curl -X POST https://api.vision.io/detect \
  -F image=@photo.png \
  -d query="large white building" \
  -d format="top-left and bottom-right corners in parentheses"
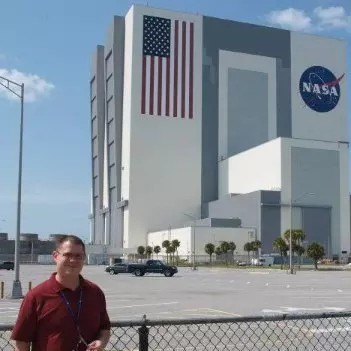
top-left (89, 4), bottom-right (350, 258)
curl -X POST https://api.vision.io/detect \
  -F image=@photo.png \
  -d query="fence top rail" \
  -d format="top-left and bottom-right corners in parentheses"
top-left (1, 310), bottom-right (351, 331)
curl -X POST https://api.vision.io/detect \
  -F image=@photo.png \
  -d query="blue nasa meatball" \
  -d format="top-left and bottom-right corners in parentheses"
top-left (299, 66), bottom-right (343, 113)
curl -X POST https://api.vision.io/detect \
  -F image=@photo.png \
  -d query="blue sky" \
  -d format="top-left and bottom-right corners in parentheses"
top-left (0, 0), bottom-right (350, 241)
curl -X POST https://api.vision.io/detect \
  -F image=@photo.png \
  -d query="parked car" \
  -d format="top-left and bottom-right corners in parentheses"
top-left (128, 259), bottom-right (178, 277)
top-left (0, 261), bottom-right (14, 270)
top-left (105, 262), bottom-right (134, 275)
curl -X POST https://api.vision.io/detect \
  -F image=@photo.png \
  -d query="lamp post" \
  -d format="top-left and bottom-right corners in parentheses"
top-left (0, 76), bottom-right (24, 298)
top-left (288, 192), bottom-right (315, 274)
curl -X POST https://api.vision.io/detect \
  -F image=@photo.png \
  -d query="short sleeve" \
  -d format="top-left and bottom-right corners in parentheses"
top-left (99, 290), bottom-right (111, 330)
top-left (11, 292), bottom-right (38, 342)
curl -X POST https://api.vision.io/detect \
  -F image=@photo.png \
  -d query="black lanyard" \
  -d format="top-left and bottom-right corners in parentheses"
top-left (60, 288), bottom-right (87, 350)
top-left (59, 287), bottom-right (83, 323)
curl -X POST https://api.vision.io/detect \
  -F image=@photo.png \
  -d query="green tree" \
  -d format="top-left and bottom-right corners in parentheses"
top-left (272, 237), bottom-right (288, 269)
top-left (283, 229), bottom-right (306, 253)
top-left (171, 239), bottom-right (181, 264)
top-left (294, 245), bottom-right (305, 269)
top-left (137, 246), bottom-right (145, 258)
top-left (145, 246), bottom-right (153, 259)
top-left (153, 245), bottom-right (161, 257)
top-left (244, 242), bottom-right (253, 262)
top-left (215, 246), bottom-right (222, 257)
top-left (162, 240), bottom-right (171, 263)
top-left (205, 243), bottom-right (215, 264)
top-left (251, 240), bottom-right (262, 257)
top-left (220, 241), bottom-right (230, 266)
top-left (228, 241), bottom-right (236, 265)
top-left (307, 242), bottom-right (325, 270)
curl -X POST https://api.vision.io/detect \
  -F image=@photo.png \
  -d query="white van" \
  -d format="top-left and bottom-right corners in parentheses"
top-left (252, 257), bottom-right (274, 267)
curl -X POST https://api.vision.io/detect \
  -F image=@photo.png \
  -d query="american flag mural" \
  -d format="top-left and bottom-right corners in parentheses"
top-left (141, 15), bottom-right (194, 119)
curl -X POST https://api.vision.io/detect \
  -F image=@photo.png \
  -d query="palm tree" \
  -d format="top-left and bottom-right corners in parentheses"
top-left (244, 242), bottom-right (252, 263)
top-left (251, 240), bottom-right (262, 257)
top-left (283, 229), bottom-right (306, 264)
top-left (162, 240), bottom-right (170, 263)
top-left (145, 246), bottom-right (153, 259)
top-left (137, 246), bottom-right (145, 259)
top-left (306, 242), bottom-right (325, 270)
top-left (273, 237), bottom-right (288, 269)
top-left (205, 243), bottom-right (215, 264)
top-left (153, 245), bottom-right (161, 257)
top-left (220, 241), bottom-right (230, 266)
top-left (228, 242), bottom-right (236, 265)
top-left (171, 239), bottom-right (181, 264)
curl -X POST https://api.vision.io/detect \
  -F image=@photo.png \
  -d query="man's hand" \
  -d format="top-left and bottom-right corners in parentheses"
top-left (86, 330), bottom-right (110, 350)
top-left (86, 339), bottom-right (104, 350)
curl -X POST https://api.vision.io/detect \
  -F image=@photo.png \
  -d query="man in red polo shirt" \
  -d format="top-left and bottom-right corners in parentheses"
top-left (11, 235), bottom-right (111, 351)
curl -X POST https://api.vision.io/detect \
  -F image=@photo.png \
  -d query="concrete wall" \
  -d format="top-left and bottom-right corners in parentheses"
top-left (218, 138), bottom-right (282, 197)
top-left (121, 5), bottom-right (203, 249)
top-left (148, 226), bottom-right (256, 256)
top-left (290, 32), bottom-right (348, 143)
top-left (90, 45), bottom-right (105, 244)
top-left (280, 138), bottom-right (349, 255)
top-left (201, 16), bottom-right (291, 205)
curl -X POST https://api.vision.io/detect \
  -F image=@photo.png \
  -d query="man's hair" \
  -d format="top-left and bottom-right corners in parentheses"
top-left (55, 234), bottom-right (86, 254)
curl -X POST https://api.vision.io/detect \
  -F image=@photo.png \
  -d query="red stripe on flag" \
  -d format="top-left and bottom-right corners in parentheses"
top-left (189, 22), bottom-right (194, 119)
top-left (181, 21), bottom-right (186, 118)
top-left (141, 56), bottom-right (146, 114)
top-left (166, 57), bottom-right (170, 116)
top-left (149, 56), bottom-right (154, 115)
top-left (173, 20), bottom-right (179, 118)
top-left (158, 57), bottom-right (163, 115)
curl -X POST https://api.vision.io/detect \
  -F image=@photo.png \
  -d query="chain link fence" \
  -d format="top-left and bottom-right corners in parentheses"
top-left (1, 312), bottom-right (351, 350)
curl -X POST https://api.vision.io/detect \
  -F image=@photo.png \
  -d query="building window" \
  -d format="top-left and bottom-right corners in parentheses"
top-left (106, 75), bottom-right (113, 100)
top-left (107, 97), bottom-right (114, 122)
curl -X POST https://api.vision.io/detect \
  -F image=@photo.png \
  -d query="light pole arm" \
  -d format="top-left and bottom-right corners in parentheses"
top-left (0, 76), bottom-right (23, 99)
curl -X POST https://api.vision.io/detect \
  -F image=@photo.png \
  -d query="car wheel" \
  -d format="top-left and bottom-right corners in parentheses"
top-left (109, 270), bottom-right (115, 275)
top-left (134, 269), bottom-right (142, 276)
top-left (164, 270), bottom-right (171, 277)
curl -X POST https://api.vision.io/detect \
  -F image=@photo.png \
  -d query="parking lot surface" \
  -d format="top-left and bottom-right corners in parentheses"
top-left (1, 265), bottom-right (351, 325)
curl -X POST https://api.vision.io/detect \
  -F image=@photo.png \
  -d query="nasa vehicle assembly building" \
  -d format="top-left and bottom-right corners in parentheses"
top-left (89, 5), bottom-right (350, 258)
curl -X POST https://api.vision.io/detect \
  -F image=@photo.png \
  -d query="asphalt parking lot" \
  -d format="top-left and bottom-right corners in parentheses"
top-left (1, 264), bottom-right (351, 325)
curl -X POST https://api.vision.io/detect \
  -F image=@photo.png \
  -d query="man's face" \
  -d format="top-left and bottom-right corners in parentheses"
top-left (52, 240), bottom-right (85, 277)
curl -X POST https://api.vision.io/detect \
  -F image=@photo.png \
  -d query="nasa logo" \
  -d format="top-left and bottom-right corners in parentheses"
top-left (299, 66), bottom-right (345, 113)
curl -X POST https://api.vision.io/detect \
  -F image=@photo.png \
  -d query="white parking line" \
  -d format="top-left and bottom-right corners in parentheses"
top-left (108, 302), bottom-right (179, 309)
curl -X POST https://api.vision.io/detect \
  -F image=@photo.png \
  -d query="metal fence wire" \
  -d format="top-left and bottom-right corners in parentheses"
top-left (1, 312), bottom-right (351, 350)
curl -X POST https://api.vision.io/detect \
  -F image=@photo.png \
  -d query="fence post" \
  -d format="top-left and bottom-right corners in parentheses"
top-left (0, 281), bottom-right (3, 299)
top-left (138, 314), bottom-right (149, 351)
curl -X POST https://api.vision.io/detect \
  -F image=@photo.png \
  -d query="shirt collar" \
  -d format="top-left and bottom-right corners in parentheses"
top-left (49, 272), bottom-right (86, 293)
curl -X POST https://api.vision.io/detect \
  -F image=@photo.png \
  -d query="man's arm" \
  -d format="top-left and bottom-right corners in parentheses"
top-left (14, 341), bottom-right (31, 351)
top-left (97, 329), bottom-right (111, 348)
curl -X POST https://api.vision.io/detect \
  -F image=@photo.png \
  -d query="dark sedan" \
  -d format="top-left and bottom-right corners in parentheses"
top-left (0, 261), bottom-right (14, 270)
top-left (105, 262), bottom-right (133, 275)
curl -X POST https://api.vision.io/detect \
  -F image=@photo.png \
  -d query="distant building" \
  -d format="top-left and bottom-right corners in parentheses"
top-left (89, 5), bottom-right (350, 258)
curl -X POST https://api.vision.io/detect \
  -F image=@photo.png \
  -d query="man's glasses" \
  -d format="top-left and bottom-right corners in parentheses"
top-left (56, 251), bottom-right (85, 261)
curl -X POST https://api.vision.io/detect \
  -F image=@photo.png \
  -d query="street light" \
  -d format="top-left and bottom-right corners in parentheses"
top-left (288, 192), bottom-right (315, 274)
top-left (0, 76), bottom-right (24, 298)
top-left (182, 212), bottom-right (197, 271)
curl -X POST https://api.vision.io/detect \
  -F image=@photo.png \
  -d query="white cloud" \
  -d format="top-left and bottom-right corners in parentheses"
top-left (314, 6), bottom-right (351, 30)
top-left (265, 6), bottom-right (351, 33)
top-left (265, 8), bottom-right (312, 31)
top-left (0, 69), bottom-right (54, 103)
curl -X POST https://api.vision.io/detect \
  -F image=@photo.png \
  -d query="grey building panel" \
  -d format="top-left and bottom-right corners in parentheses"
top-left (302, 207), bottom-right (332, 257)
top-left (261, 206), bottom-right (281, 254)
top-left (207, 191), bottom-right (261, 234)
top-left (291, 147), bottom-right (340, 254)
top-left (261, 190), bottom-right (281, 205)
top-left (202, 17), bottom-right (291, 205)
top-left (227, 69), bottom-right (268, 157)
